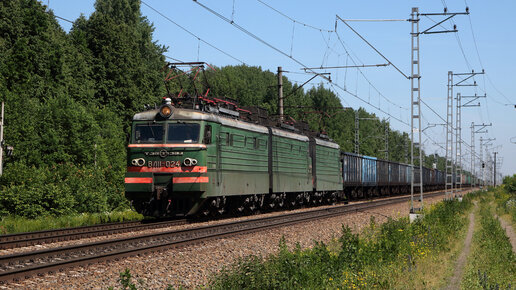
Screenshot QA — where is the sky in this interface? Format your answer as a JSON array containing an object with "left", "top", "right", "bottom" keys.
[{"left": 45, "top": 0, "right": 516, "bottom": 179}]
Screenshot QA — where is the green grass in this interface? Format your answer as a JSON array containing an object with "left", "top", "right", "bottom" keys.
[
  {"left": 0, "top": 210, "right": 143, "bottom": 235},
  {"left": 207, "top": 193, "right": 479, "bottom": 289},
  {"left": 461, "top": 193, "right": 516, "bottom": 289},
  {"left": 493, "top": 185, "right": 516, "bottom": 224}
]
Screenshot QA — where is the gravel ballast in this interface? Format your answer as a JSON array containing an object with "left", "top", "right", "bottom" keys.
[{"left": 0, "top": 190, "right": 474, "bottom": 289}]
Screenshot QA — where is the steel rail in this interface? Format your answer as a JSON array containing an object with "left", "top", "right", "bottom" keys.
[
  {"left": 0, "top": 188, "right": 471, "bottom": 284},
  {"left": 0, "top": 219, "right": 188, "bottom": 250}
]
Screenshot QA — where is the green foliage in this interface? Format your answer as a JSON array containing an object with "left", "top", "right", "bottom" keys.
[
  {"left": 209, "top": 197, "right": 474, "bottom": 289},
  {"left": 503, "top": 174, "right": 516, "bottom": 194},
  {"left": 0, "top": 209, "right": 142, "bottom": 235},
  {"left": 0, "top": 162, "right": 127, "bottom": 218},
  {"left": 462, "top": 196, "right": 516, "bottom": 289},
  {"left": 71, "top": 0, "right": 167, "bottom": 119},
  {"left": 493, "top": 183, "right": 516, "bottom": 226},
  {"left": 119, "top": 269, "right": 138, "bottom": 290},
  {"left": 0, "top": 0, "right": 450, "bottom": 220},
  {"left": 0, "top": 0, "right": 162, "bottom": 219}
]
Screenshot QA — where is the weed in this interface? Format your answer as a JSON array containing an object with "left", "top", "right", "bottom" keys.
[
  {"left": 462, "top": 194, "right": 516, "bottom": 289},
  {"left": 0, "top": 210, "right": 143, "bottom": 234},
  {"left": 208, "top": 194, "right": 477, "bottom": 289}
]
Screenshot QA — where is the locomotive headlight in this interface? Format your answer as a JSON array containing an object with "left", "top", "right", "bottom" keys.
[
  {"left": 132, "top": 158, "right": 146, "bottom": 167},
  {"left": 137, "top": 158, "right": 145, "bottom": 166},
  {"left": 159, "top": 104, "right": 173, "bottom": 118},
  {"left": 183, "top": 158, "right": 198, "bottom": 166},
  {"left": 183, "top": 158, "right": 192, "bottom": 166}
]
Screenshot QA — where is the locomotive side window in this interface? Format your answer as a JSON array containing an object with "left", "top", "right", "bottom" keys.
[
  {"left": 245, "top": 137, "right": 257, "bottom": 149},
  {"left": 231, "top": 134, "right": 245, "bottom": 147},
  {"left": 203, "top": 125, "right": 212, "bottom": 144},
  {"left": 258, "top": 139, "right": 267, "bottom": 150},
  {"left": 134, "top": 124, "right": 164, "bottom": 143},
  {"left": 221, "top": 132, "right": 230, "bottom": 145},
  {"left": 167, "top": 123, "right": 200, "bottom": 143}
]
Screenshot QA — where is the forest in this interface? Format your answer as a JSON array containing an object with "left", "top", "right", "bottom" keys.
[{"left": 0, "top": 0, "right": 447, "bottom": 218}]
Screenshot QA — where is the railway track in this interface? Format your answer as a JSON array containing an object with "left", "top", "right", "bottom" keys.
[
  {"left": 0, "top": 189, "right": 466, "bottom": 284},
  {"left": 0, "top": 219, "right": 188, "bottom": 250}
]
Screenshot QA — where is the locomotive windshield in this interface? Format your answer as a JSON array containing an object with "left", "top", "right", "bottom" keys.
[
  {"left": 167, "top": 123, "right": 200, "bottom": 144},
  {"left": 134, "top": 123, "right": 164, "bottom": 143}
]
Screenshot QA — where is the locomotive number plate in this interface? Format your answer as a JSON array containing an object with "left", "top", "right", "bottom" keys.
[{"left": 147, "top": 161, "right": 181, "bottom": 168}]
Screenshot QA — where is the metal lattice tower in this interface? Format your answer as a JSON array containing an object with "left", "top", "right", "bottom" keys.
[
  {"left": 470, "top": 122, "right": 475, "bottom": 186},
  {"left": 445, "top": 71, "right": 454, "bottom": 199},
  {"left": 410, "top": 7, "right": 423, "bottom": 213},
  {"left": 480, "top": 137, "right": 484, "bottom": 187},
  {"left": 471, "top": 123, "right": 490, "bottom": 187},
  {"left": 455, "top": 92, "right": 462, "bottom": 195},
  {"left": 480, "top": 137, "right": 495, "bottom": 187}
]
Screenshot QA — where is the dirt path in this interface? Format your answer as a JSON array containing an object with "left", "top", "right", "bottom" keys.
[
  {"left": 496, "top": 214, "right": 516, "bottom": 254},
  {"left": 446, "top": 209, "right": 476, "bottom": 290}
]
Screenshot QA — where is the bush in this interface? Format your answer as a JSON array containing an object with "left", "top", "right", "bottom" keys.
[
  {"left": 0, "top": 162, "right": 127, "bottom": 219},
  {"left": 0, "top": 209, "right": 142, "bottom": 234},
  {"left": 208, "top": 197, "right": 475, "bottom": 289},
  {"left": 462, "top": 197, "right": 516, "bottom": 289},
  {"left": 502, "top": 174, "right": 516, "bottom": 194}
]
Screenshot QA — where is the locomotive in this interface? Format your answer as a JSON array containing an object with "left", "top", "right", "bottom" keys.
[{"left": 125, "top": 95, "right": 474, "bottom": 217}]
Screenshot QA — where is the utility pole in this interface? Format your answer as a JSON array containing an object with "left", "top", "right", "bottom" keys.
[
  {"left": 471, "top": 123, "right": 490, "bottom": 187},
  {"left": 409, "top": 7, "right": 423, "bottom": 214},
  {"left": 493, "top": 151, "right": 498, "bottom": 187},
  {"left": 470, "top": 123, "right": 474, "bottom": 186},
  {"left": 409, "top": 7, "right": 468, "bottom": 215},
  {"left": 445, "top": 71, "right": 454, "bottom": 200},
  {"left": 446, "top": 69, "right": 484, "bottom": 194},
  {"left": 277, "top": 66, "right": 284, "bottom": 123},
  {"left": 455, "top": 92, "right": 462, "bottom": 195},
  {"left": 449, "top": 69, "right": 484, "bottom": 195},
  {"left": 354, "top": 111, "right": 380, "bottom": 155},
  {"left": 481, "top": 138, "right": 495, "bottom": 186}
]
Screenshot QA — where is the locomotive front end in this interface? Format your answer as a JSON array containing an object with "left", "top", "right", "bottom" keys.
[{"left": 125, "top": 100, "right": 209, "bottom": 217}]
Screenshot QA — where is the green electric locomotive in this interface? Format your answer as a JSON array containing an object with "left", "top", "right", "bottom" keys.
[{"left": 125, "top": 97, "right": 343, "bottom": 217}]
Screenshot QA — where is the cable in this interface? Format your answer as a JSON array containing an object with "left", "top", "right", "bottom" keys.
[
  {"left": 164, "top": 54, "right": 185, "bottom": 63},
  {"left": 54, "top": 14, "right": 74, "bottom": 24},
  {"left": 334, "top": 30, "right": 408, "bottom": 111},
  {"left": 142, "top": 1, "right": 247, "bottom": 65},
  {"left": 255, "top": 0, "right": 334, "bottom": 32},
  {"left": 193, "top": 0, "right": 409, "bottom": 126}
]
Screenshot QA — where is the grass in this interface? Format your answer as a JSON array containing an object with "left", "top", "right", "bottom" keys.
[
  {"left": 0, "top": 210, "right": 143, "bottom": 235},
  {"left": 461, "top": 192, "right": 516, "bottom": 289},
  {"left": 207, "top": 192, "right": 480, "bottom": 289},
  {"left": 493, "top": 185, "right": 516, "bottom": 228}
]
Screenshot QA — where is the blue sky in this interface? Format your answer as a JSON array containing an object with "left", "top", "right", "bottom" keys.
[{"left": 46, "top": 0, "right": 516, "bottom": 178}]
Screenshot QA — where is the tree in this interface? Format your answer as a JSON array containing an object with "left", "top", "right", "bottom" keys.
[{"left": 72, "top": 0, "right": 167, "bottom": 122}]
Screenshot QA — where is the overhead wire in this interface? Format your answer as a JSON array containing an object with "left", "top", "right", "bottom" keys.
[
  {"left": 255, "top": 0, "right": 334, "bottom": 32},
  {"left": 235, "top": 0, "right": 409, "bottom": 112},
  {"left": 334, "top": 28, "right": 408, "bottom": 111},
  {"left": 141, "top": 1, "right": 247, "bottom": 65},
  {"left": 193, "top": 0, "right": 410, "bottom": 126}
]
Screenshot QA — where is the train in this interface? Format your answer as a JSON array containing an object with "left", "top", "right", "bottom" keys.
[{"left": 124, "top": 95, "right": 475, "bottom": 217}]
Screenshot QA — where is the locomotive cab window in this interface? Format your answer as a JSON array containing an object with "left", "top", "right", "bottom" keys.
[
  {"left": 167, "top": 123, "right": 200, "bottom": 144},
  {"left": 134, "top": 123, "right": 164, "bottom": 143}
]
